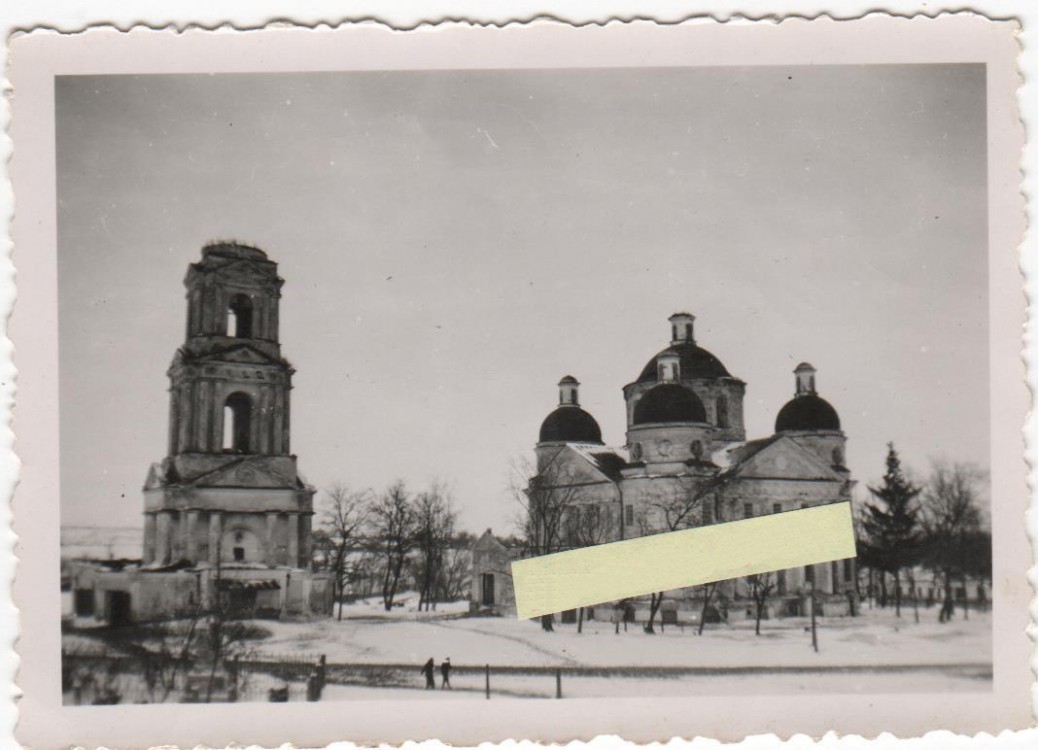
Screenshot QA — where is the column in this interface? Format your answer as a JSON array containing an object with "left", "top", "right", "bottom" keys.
[
  {"left": 282, "top": 389, "right": 291, "bottom": 454},
  {"left": 167, "top": 388, "right": 180, "bottom": 457},
  {"left": 266, "top": 512, "right": 279, "bottom": 566},
  {"left": 155, "top": 512, "right": 172, "bottom": 565},
  {"left": 185, "top": 511, "right": 200, "bottom": 563},
  {"left": 208, "top": 512, "right": 223, "bottom": 565},
  {"left": 258, "top": 387, "right": 271, "bottom": 454},
  {"left": 197, "top": 381, "right": 211, "bottom": 452},
  {"left": 287, "top": 513, "right": 300, "bottom": 568},
  {"left": 819, "top": 561, "right": 832, "bottom": 598},
  {"left": 272, "top": 390, "right": 285, "bottom": 455},
  {"left": 143, "top": 513, "right": 157, "bottom": 564},
  {"left": 300, "top": 514, "right": 312, "bottom": 570}
]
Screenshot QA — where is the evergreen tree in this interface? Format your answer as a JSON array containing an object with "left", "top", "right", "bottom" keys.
[{"left": 860, "top": 443, "right": 923, "bottom": 617}]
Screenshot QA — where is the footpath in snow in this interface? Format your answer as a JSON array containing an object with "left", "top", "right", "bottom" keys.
[{"left": 253, "top": 594, "right": 992, "bottom": 672}]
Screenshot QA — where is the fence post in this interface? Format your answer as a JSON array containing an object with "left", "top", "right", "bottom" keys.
[
  {"left": 484, "top": 664, "right": 490, "bottom": 700},
  {"left": 317, "top": 654, "right": 327, "bottom": 692},
  {"left": 555, "top": 669, "right": 562, "bottom": 699}
]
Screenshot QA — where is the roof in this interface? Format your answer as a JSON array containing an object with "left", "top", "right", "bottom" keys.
[
  {"left": 636, "top": 341, "right": 732, "bottom": 383},
  {"left": 539, "top": 406, "right": 603, "bottom": 444},
  {"left": 201, "top": 242, "right": 269, "bottom": 262},
  {"left": 558, "top": 375, "right": 579, "bottom": 385},
  {"left": 568, "top": 444, "right": 631, "bottom": 482},
  {"left": 633, "top": 384, "right": 707, "bottom": 425},
  {"left": 775, "top": 394, "right": 841, "bottom": 432}
]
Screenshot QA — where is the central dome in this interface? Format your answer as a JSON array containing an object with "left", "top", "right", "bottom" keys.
[
  {"left": 633, "top": 384, "right": 708, "bottom": 425},
  {"left": 636, "top": 342, "right": 731, "bottom": 383}
]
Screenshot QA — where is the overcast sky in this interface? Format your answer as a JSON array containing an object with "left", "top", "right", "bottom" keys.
[{"left": 56, "top": 64, "right": 988, "bottom": 533}]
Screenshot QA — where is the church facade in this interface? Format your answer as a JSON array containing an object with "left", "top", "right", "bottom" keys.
[
  {"left": 68, "top": 243, "right": 332, "bottom": 624},
  {"left": 476, "top": 312, "right": 857, "bottom": 621}
]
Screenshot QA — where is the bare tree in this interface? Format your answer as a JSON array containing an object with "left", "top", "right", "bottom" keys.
[
  {"left": 746, "top": 572, "right": 776, "bottom": 636},
  {"left": 413, "top": 482, "right": 458, "bottom": 611},
  {"left": 510, "top": 451, "right": 593, "bottom": 632},
  {"left": 637, "top": 475, "right": 721, "bottom": 634},
  {"left": 370, "top": 481, "right": 418, "bottom": 612},
  {"left": 438, "top": 545, "right": 472, "bottom": 602},
  {"left": 565, "top": 503, "right": 616, "bottom": 633},
  {"left": 920, "top": 461, "right": 988, "bottom": 623},
  {"left": 317, "top": 483, "right": 372, "bottom": 620}
]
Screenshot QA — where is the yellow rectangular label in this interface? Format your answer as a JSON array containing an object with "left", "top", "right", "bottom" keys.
[{"left": 511, "top": 502, "right": 856, "bottom": 620}]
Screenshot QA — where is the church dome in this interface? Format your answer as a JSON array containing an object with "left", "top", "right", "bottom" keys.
[
  {"left": 775, "top": 394, "right": 841, "bottom": 432},
  {"left": 636, "top": 342, "right": 731, "bottom": 383},
  {"left": 633, "top": 384, "right": 708, "bottom": 425},
  {"left": 539, "top": 406, "right": 603, "bottom": 444}
]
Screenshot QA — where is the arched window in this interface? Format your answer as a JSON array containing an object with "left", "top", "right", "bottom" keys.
[
  {"left": 227, "top": 294, "right": 253, "bottom": 338},
  {"left": 716, "top": 394, "right": 730, "bottom": 428},
  {"left": 222, "top": 392, "right": 253, "bottom": 453}
]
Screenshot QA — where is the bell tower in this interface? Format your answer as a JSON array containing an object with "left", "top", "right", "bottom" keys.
[{"left": 143, "top": 242, "right": 315, "bottom": 570}]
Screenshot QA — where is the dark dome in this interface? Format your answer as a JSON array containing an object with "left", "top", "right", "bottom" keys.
[
  {"left": 633, "top": 384, "right": 708, "bottom": 425},
  {"left": 775, "top": 395, "right": 841, "bottom": 432},
  {"left": 636, "top": 342, "right": 731, "bottom": 383},
  {"left": 539, "top": 407, "right": 603, "bottom": 444}
]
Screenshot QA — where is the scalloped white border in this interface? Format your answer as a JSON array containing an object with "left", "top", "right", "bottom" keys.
[{"left": 2, "top": 6, "right": 1035, "bottom": 750}]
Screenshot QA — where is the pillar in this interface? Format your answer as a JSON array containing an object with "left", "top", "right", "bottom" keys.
[
  {"left": 143, "top": 513, "right": 157, "bottom": 564},
  {"left": 197, "top": 381, "right": 211, "bottom": 452},
  {"left": 266, "top": 512, "right": 279, "bottom": 566},
  {"left": 208, "top": 511, "right": 223, "bottom": 565},
  {"left": 155, "top": 512, "right": 172, "bottom": 565},
  {"left": 185, "top": 510, "right": 200, "bottom": 563},
  {"left": 287, "top": 514, "right": 300, "bottom": 568},
  {"left": 300, "top": 514, "right": 313, "bottom": 570}
]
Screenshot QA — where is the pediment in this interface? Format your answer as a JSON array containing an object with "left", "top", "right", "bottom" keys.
[
  {"left": 188, "top": 457, "right": 298, "bottom": 489},
  {"left": 200, "top": 344, "right": 281, "bottom": 366},
  {"left": 730, "top": 437, "right": 844, "bottom": 482}
]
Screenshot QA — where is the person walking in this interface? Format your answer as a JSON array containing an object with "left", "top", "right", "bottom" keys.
[
  {"left": 421, "top": 657, "right": 435, "bottom": 689},
  {"left": 440, "top": 657, "right": 452, "bottom": 689}
]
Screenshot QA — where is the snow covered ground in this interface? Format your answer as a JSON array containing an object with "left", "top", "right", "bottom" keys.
[{"left": 252, "top": 595, "right": 992, "bottom": 673}]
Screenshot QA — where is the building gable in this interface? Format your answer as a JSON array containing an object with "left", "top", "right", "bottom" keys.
[{"left": 728, "top": 435, "right": 844, "bottom": 482}]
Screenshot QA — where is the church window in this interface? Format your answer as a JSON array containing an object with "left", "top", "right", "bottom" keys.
[
  {"left": 743, "top": 503, "right": 753, "bottom": 519},
  {"left": 832, "top": 446, "right": 844, "bottom": 466},
  {"left": 777, "top": 570, "right": 787, "bottom": 595},
  {"left": 233, "top": 546, "right": 245, "bottom": 562},
  {"left": 671, "top": 324, "right": 678, "bottom": 341},
  {"left": 804, "top": 565, "right": 815, "bottom": 585},
  {"left": 843, "top": 558, "right": 853, "bottom": 582},
  {"left": 223, "top": 392, "right": 253, "bottom": 453},
  {"left": 625, "top": 505, "right": 634, "bottom": 526},
  {"left": 227, "top": 294, "right": 254, "bottom": 338},
  {"left": 685, "top": 323, "right": 693, "bottom": 339},
  {"left": 772, "top": 503, "right": 782, "bottom": 514},
  {"left": 831, "top": 561, "right": 840, "bottom": 594}
]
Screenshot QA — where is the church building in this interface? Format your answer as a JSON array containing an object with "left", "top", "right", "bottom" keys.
[
  {"left": 475, "top": 312, "right": 856, "bottom": 622},
  {"left": 68, "top": 243, "right": 332, "bottom": 624}
]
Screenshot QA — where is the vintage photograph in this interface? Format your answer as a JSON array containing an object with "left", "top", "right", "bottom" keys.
[
  {"left": 56, "top": 62, "right": 994, "bottom": 704},
  {"left": 8, "top": 16, "right": 1030, "bottom": 747}
]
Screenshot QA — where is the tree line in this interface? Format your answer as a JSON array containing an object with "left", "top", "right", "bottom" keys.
[
  {"left": 312, "top": 481, "right": 472, "bottom": 619},
  {"left": 857, "top": 443, "right": 991, "bottom": 623}
]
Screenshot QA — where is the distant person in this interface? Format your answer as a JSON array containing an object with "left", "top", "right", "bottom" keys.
[
  {"left": 440, "top": 657, "right": 452, "bottom": 689},
  {"left": 421, "top": 657, "right": 435, "bottom": 689}
]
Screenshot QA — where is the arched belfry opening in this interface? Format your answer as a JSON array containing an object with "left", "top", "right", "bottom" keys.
[
  {"left": 227, "top": 294, "right": 254, "bottom": 338},
  {"left": 223, "top": 392, "right": 253, "bottom": 453}
]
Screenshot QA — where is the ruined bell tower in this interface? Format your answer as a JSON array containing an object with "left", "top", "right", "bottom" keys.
[{"left": 142, "top": 242, "right": 315, "bottom": 570}]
